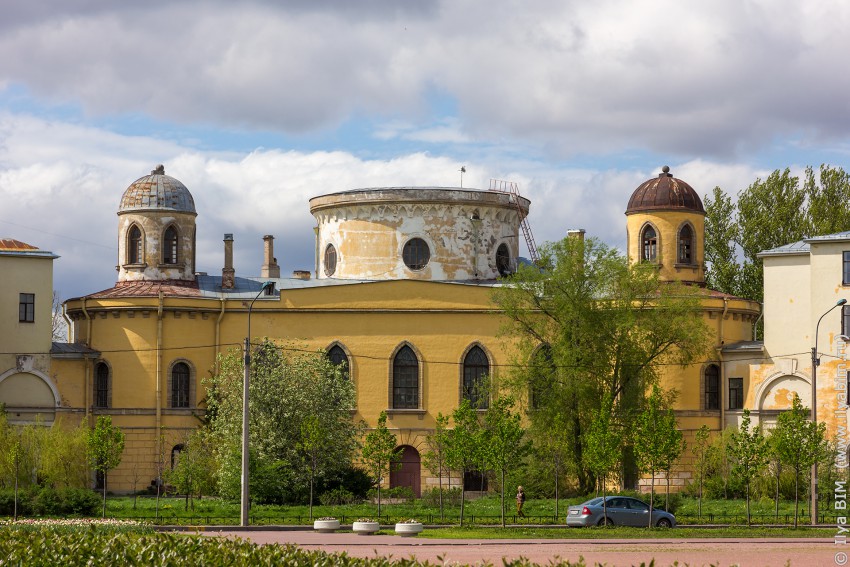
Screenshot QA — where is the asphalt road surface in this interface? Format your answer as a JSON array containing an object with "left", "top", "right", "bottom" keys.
[{"left": 201, "top": 529, "right": 838, "bottom": 566}]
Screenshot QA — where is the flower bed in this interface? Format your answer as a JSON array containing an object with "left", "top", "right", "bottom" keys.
[
  {"left": 394, "top": 519, "right": 423, "bottom": 537},
  {"left": 352, "top": 518, "right": 380, "bottom": 535},
  {"left": 312, "top": 517, "right": 340, "bottom": 533}
]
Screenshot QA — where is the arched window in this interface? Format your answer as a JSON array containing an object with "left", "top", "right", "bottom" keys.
[
  {"left": 678, "top": 225, "right": 693, "bottom": 264},
  {"left": 496, "top": 244, "right": 512, "bottom": 277},
  {"left": 128, "top": 225, "right": 143, "bottom": 264},
  {"left": 163, "top": 226, "right": 179, "bottom": 264},
  {"left": 463, "top": 346, "right": 489, "bottom": 408},
  {"left": 392, "top": 345, "right": 419, "bottom": 409},
  {"left": 705, "top": 364, "right": 720, "bottom": 410},
  {"left": 94, "top": 361, "right": 110, "bottom": 408},
  {"left": 171, "top": 444, "right": 185, "bottom": 469},
  {"left": 170, "top": 362, "right": 191, "bottom": 408},
  {"left": 641, "top": 225, "right": 657, "bottom": 261},
  {"left": 324, "top": 244, "right": 337, "bottom": 277},
  {"left": 327, "top": 344, "right": 349, "bottom": 379},
  {"left": 402, "top": 238, "right": 430, "bottom": 270}
]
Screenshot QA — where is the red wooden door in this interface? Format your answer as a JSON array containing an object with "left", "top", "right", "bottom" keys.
[{"left": 390, "top": 445, "right": 421, "bottom": 497}]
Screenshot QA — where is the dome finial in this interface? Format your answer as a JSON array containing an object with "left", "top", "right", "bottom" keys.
[
  {"left": 152, "top": 164, "right": 165, "bottom": 175},
  {"left": 660, "top": 165, "right": 671, "bottom": 177}
]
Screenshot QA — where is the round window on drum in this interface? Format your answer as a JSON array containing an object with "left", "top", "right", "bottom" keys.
[
  {"left": 402, "top": 238, "right": 430, "bottom": 270},
  {"left": 324, "top": 244, "right": 337, "bottom": 277}
]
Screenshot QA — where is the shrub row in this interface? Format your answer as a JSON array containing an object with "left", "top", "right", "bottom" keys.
[
  {"left": 0, "top": 487, "right": 100, "bottom": 516},
  {"left": 0, "top": 529, "right": 597, "bottom": 566}
]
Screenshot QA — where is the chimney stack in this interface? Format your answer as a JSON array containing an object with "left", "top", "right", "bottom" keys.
[
  {"left": 261, "top": 235, "right": 281, "bottom": 279},
  {"left": 222, "top": 234, "right": 235, "bottom": 289}
]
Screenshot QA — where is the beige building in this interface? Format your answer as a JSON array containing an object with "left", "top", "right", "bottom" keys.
[{"left": 0, "top": 239, "right": 61, "bottom": 425}]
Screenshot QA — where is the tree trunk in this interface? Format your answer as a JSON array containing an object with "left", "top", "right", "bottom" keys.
[
  {"left": 746, "top": 480, "right": 751, "bottom": 527},
  {"left": 13, "top": 454, "right": 18, "bottom": 522},
  {"left": 554, "top": 456, "right": 560, "bottom": 519},
  {"left": 698, "top": 465, "right": 703, "bottom": 520},
  {"left": 309, "top": 469, "right": 314, "bottom": 521},
  {"left": 438, "top": 467, "right": 444, "bottom": 520},
  {"left": 460, "top": 476, "right": 466, "bottom": 527},
  {"left": 501, "top": 468, "right": 506, "bottom": 528},
  {"left": 102, "top": 472, "right": 107, "bottom": 519},
  {"left": 648, "top": 471, "right": 655, "bottom": 528},
  {"left": 794, "top": 469, "right": 799, "bottom": 528},
  {"left": 665, "top": 470, "right": 670, "bottom": 512},
  {"left": 774, "top": 462, "right": 780, "bottom": 521}
]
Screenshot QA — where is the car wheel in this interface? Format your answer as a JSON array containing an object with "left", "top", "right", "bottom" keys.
[
  {"left": 597, "top": 517, "right": 613, "bottom": 527},
  {"left": 656, "top": 518, "right": 672, "bottom": 528}
]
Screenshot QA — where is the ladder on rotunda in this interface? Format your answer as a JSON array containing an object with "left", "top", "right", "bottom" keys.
[{"left": 489, "top": 179, "right": 540, "bottom": 264}]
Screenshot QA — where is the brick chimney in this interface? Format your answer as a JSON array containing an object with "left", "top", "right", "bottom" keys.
[
  {"left": 222, "top": 234, "right": 235, "bottom": 289},
  {"left": 260, "top": 235, "right": 280, "bottom": 279}
]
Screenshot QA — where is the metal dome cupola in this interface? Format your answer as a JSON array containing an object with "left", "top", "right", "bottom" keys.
[
  {"left": 119, "top": 165, "right": 197, "bottom": 214},
  {"left": 626, "top": 165, "right": 705, "bottom": 215}
]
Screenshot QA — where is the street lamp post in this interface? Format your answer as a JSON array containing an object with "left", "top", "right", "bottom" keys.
[
  {"left": 811, "top": 298, "right": 847, "bottom": 526},
  {"left": 241, "top": 281, "right": 275, "bottom": 528}
]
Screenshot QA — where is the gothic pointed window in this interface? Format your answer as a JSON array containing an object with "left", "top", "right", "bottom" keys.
[
  {"left": 128, "top": 225, "right": 142, "bottom": 264},
  {"left": 392, "top": 345, "right": 419, "bottom": 409},
  {"left": 641, "top": 225, "right": 657, "bottom": 261},
  {"left": 327, "top": 344, "right": 349, "bottom": 379},
  {"left": 324, "top": 244, "right": 337, "bottom": 277},
  {"left": 163, "top": 226, "right": 178, "bottom": 264},
  {"left": 704, "top": 364, "right": 719, "bottom": 410},
  {"left": 463, "top": 346, "right": 489, "bottom": 408},
  {"left": 678, "top": 225, "right": 693, "bottom": 264}
]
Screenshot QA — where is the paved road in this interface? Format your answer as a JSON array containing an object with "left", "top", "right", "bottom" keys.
[{"left": 199, "top": 529, "right": 838, "bottom": 566}]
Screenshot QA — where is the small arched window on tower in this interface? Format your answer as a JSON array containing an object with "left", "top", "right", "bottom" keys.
[
  {"left": 496, "top": 244, "right": 512, "bottom": 277},
  {"left": 163, "top": 226, "right": 179, "bottom": 264},
  {"left": 678, "top": 225, "right": 693, "bottom": 264},
  {"left": 641, "top": 225, "right": 657, "bottom": 262},
  {"left": 128, "top": 225, "right": 142, "bottom": 264}
]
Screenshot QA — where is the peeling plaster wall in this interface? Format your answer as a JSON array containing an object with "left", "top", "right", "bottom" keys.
[
  {"left": 310, "top": 188, "right": 528, "bottom": 281},
  {"left": 117, "top": 211, "right": 196, "bottom": 282}
]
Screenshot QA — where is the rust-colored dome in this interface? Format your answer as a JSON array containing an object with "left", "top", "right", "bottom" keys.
[
  {"left": 626, "top": 166, "right": 704, "bottom": 214},
  {"left": 119, "top": 165, "right": 196, "bottom": 214}
]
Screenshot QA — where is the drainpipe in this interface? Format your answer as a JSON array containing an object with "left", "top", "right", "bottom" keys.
[
  {"left": 719, "top": 297, "right": 729, "bottom": 431},
  {"left": 81, "top": 298, "right": 92, "bottom": 425},
  {"left": 215, "top": 297, "right": 226, "bottom": 374},
  {"left": 753, "top": 302, "right": 764, "bottom": 341},
  {"left": 313, "top": 226, "right": 320, "bottom": 279},
  {"left": 156, "top": 290, "right": 164, "bottom": 482}
]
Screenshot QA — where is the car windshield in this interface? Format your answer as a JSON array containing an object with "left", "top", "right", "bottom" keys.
[{"left": 583, "top": 497, "right": 603, "bottom": 506}]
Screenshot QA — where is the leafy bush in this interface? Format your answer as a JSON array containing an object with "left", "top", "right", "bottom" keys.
[
  {"left": 367, "top": 486, "right": 415, "bottom": 501},
  {"left": 62, "top": 488, "right": 101, "bottom": 515},
  {"left": 318, "top": 487, "right": 356, "bottom": 506},
  {"left": 421, "top": 487, "right": 462, "bottom": 507},
  {"left": 0, "top": 487, "right": 100, "bottom": 516}
]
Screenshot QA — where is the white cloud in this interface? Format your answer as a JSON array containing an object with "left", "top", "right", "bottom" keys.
[{"left": 1, "top": 1, "right": 849, "bottom": 159}]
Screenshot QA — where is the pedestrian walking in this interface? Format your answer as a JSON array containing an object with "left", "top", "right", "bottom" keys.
[{"left": 516, "top": 486, "right": 526, "bottom": 517}]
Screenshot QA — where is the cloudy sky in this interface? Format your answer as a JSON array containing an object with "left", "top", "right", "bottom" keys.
[{"left": 1, "top": 0, "right": 849, "bottom": 300}]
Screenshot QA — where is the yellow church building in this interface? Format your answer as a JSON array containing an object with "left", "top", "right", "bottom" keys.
[{"left": 3, "top": 164, "right": 770, "bottom": 494}]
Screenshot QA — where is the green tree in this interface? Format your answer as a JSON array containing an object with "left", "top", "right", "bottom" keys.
[
  {"left": 703, "top": 187, "right": 741, "bottom": 295},
  {"left": 772, "top": 393, "right": 829, "bottom": 527},
  {"left": 482, "top": 395, "right": 528, "bottom": 527},
  {"left": 582, "top": 392, "right": 621, "bottom": 525},
  {"left": 493, "top": 235, "right": 710, "bottom": 493},
  {"left": 805, "top": 164, "right": 850, "bottom": 235},
  {"left": 360, "top": 411, "right": 400, "bottom": 518},
  {"left": 87, "top": 415, "right": 125, "bottom": 518},
  {"left": 204, "top": 341, "right": 358, "bottom": 504},
  {"left": 692, "top": 425, "right": 712, "bottom": 519},
  {"left": 633, "top": 384, "right": 681, "bottom": 526},
  {"left": 728, "top": 409, "right": 769, "bottom": 526},
  {"left": 168, "top": 429, "right": 217, "bottom": 512},
  {"left": 422, "top": 413, "right": 451, "bottom": 520},
  {"left": 444, "top": 399, "right": 482, "bottom": 527}
]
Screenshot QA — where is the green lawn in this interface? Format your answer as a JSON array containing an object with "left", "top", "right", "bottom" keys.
[{"left": 99, "top": 493, "right": 836, "bottom": 527}]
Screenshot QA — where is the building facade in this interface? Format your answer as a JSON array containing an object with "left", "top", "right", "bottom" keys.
[{"left": 5, "top": 165, "right": 774, "bottom": 494}]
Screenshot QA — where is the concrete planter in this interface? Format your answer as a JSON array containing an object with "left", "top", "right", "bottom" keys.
[
  {"left": 394, "top": 522, "right": 423, "bottom": 537},
  {"left": 352, "top": 521, "right": 380, "bottom": 535},
  {"left": 313, "top": 519, "right": 340, "bottom": 533}
]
